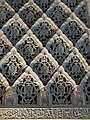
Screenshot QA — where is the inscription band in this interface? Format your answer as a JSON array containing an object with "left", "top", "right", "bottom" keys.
[{"left": 0, "top": 108, "right": 90, "bottom": 119}]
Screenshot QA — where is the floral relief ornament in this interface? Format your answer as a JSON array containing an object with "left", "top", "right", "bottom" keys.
[
  {"left": 46, "top": 0, "right": 71, "bottom": 28},
  {"left": 62, "top": 48, "right": 90, "bottom": 85},
  {"left": 60, "top": 13, "right": 86, "bottom": 45},
  {"left": 46, "top": 29, "right": 73, "bottom": 65},
  {"left": 2, "top": 14, "right": 29, "bottom": 45},
  {"left": 46, "top": 66, "right": 76, "bottom": 106},
  {"left": 15, "top": 30, "right": 43, "bottom": 65},
  {"left": 18, "top": 1, "right": 43, "bottom": 28},
  {"left": 0, "top": 47, "right": 27, "bottom": 86},
  {"left": 30, "top": 48, "right": 59, "bottom": 85},
  {"left": 12, "top": 66, "right": 44, "bottom": 107},
  {"left": 31, "top": 14, "right": 58, "bottom": 46}
]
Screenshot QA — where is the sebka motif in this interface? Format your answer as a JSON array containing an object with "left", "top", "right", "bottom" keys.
[{"left": 0, "top": 0, "right": 90, "bottom": 110}]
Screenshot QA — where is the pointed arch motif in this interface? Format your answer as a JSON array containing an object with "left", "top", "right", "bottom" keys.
[
  {"left": 12, "top": 66, "right": 44, "bottom": 107},
  {"left": 46, "top": 67, "right": 76, "bottom": 107}
]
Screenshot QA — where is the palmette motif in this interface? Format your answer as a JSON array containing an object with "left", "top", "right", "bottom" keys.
[
  {"left": 31, "top": 14, "right": 58, "bottom": 46},
  {"left": 46, "top": 30, "right": 73, "bottom": 65},
  {"left": 62, "top": 48, "right": 90, "bottom": 85},
  {"left": 46, "top": 67, "right": 76, "bottom": 106},
  {"left": 0, "top": 48, "right": 27, "bottom": 86},
  {"left": 30, "top": 48, "right": 59, "bottom": 85},
  {"left": 2, "top": 14, "right": 29, "bottom": 45},
  {"left": 15, "top": 30, "right": 43, "bottom": 65},
  {"left": 12, "top": 67, "right": 44, "bottom": 107},
  {"left": 46, "top": 1, "right": 71, "bottom": 28},
  {"left": 18, "top": 1, "right": 43, "bottom": 28},
  {"left": 60, "top": 13, "right": 86, "bottom": 45}
]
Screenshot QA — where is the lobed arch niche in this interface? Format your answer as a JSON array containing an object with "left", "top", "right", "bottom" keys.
[
  {"left": 46, "top": 66, "right": 76, "bottom": 107},
  {"left": 12, "top": 66, "right": 44, "bottom": 107}
]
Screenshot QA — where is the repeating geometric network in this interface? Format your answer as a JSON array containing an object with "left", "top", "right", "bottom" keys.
[{"left": 0, "top": 0, "right": 90, "bottom": 107}]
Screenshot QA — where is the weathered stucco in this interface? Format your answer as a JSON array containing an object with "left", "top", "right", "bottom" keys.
[{"left": 0, "top": 0, "right": 90, "bottom": 119}]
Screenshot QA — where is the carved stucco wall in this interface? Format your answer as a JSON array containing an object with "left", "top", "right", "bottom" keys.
[{"left": 0, "top": 0, "right": 90, "bottom": 117}]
